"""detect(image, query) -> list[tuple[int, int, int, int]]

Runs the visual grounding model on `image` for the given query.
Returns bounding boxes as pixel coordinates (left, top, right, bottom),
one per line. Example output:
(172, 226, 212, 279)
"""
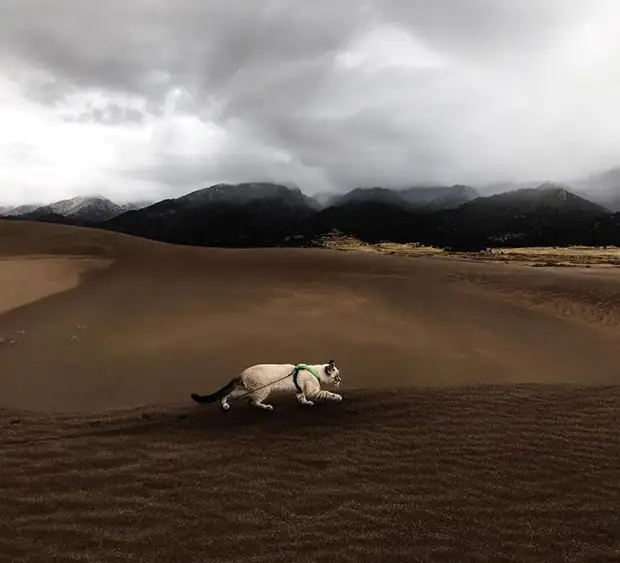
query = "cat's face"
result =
(324, 360, 342, 388)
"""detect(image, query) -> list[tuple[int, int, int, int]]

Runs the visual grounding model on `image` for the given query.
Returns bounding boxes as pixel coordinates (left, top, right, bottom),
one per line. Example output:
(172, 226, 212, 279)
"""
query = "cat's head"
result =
(324, 359, 341, 387)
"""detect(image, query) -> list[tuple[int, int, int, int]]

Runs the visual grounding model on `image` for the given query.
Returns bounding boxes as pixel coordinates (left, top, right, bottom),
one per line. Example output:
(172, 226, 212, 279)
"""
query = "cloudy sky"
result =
(1, 0, 620, 205)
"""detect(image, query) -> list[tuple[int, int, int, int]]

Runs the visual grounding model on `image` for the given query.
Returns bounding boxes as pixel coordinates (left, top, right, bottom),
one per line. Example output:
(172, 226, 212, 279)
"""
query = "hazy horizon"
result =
(2, 0, 620, 206)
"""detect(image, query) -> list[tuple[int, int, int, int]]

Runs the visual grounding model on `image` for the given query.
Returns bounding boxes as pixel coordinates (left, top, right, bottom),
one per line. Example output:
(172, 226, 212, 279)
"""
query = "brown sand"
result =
(2, 219, 620, 562)
(0, 256, 111, 315)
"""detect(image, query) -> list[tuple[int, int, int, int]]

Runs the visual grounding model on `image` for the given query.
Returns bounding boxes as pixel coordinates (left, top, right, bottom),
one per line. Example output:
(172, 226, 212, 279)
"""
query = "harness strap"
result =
(292, 364, 321, 393)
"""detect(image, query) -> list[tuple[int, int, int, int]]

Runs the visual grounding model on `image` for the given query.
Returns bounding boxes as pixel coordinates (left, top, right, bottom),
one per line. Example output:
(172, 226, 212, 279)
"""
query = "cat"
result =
(190, 360, 343, 412)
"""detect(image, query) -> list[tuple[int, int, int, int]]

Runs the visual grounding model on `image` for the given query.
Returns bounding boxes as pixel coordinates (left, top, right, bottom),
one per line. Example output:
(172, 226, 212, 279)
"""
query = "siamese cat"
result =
(191, 360, 342, 412)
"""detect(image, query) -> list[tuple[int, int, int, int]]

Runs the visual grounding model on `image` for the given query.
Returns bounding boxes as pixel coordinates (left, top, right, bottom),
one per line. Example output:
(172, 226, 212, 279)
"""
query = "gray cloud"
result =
(1, 0, 619, 204)
(0, 0, 364, 106)
(375, 1, 593, 59)
(60, 103, 146, 125)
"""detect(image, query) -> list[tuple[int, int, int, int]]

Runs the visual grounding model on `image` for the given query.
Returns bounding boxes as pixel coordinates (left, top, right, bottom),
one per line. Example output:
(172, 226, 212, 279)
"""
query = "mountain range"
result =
(325, 184, 479, 212)
(0, 197, 150, 225)
(2, 177, 620, 250)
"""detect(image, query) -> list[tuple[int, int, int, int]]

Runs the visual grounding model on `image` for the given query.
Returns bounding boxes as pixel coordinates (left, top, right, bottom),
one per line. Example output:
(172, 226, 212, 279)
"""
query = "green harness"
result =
(292, 364, 321, 393)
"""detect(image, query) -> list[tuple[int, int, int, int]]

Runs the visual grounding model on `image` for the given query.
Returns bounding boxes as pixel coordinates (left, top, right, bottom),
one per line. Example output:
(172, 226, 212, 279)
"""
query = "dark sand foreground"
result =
(3, 387, 620, 563)
(2, 220, 620, 562)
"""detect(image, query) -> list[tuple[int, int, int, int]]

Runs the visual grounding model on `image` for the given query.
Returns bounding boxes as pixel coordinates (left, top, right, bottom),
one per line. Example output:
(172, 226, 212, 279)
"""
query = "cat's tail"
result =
(190, 377, 241, 404)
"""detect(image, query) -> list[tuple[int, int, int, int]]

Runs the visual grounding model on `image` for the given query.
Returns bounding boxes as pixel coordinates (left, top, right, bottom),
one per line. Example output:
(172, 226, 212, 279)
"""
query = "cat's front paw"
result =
(304, 400, 315, 407)
(332, 393, 343, 402)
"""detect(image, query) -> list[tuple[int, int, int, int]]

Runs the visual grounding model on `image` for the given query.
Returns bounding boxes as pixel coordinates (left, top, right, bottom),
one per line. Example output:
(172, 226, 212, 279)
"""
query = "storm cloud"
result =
(1, 0, 619, 205)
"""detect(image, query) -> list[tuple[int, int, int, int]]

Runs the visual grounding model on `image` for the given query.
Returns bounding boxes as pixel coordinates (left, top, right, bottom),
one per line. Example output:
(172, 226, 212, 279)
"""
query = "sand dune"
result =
(2, 221, 620, 412)
(2, 219, 620, 561)
(3, 387, 620, 563)
(0, 256, 111, 316)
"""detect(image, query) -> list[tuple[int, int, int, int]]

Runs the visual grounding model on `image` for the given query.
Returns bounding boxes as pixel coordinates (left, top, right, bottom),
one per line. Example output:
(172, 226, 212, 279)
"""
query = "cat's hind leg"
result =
(220, 387, 245, 412)
(249, 389, 274, 411)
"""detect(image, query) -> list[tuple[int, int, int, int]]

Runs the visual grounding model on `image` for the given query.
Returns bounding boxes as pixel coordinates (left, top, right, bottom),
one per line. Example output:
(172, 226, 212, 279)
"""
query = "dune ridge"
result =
(0, 256, 111, 316)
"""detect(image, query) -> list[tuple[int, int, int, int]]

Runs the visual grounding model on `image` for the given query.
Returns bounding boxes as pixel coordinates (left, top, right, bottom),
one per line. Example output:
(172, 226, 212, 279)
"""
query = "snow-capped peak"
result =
(45, 196, 119, 216)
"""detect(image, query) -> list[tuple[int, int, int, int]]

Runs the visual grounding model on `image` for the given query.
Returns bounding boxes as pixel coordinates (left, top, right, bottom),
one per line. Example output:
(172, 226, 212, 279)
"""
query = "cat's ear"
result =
(326, 359, 335, 374)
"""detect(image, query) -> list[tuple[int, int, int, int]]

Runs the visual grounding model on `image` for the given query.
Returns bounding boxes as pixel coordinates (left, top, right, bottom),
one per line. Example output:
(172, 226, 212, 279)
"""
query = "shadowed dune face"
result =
(2, 219, 620, 412)
(2, 387, 620, 563)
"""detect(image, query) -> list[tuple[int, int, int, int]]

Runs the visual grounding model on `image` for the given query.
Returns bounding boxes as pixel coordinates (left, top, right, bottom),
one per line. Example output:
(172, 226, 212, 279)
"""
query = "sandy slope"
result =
(2, 221, 620, 412)
(2, 387, 620, 563)
(0, 256, 110, 315)
(2, 220, 620, 562)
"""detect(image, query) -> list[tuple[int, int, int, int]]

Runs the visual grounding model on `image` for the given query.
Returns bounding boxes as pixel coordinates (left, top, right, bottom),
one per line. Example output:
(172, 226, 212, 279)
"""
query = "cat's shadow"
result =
(172, 388, 439, 438)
